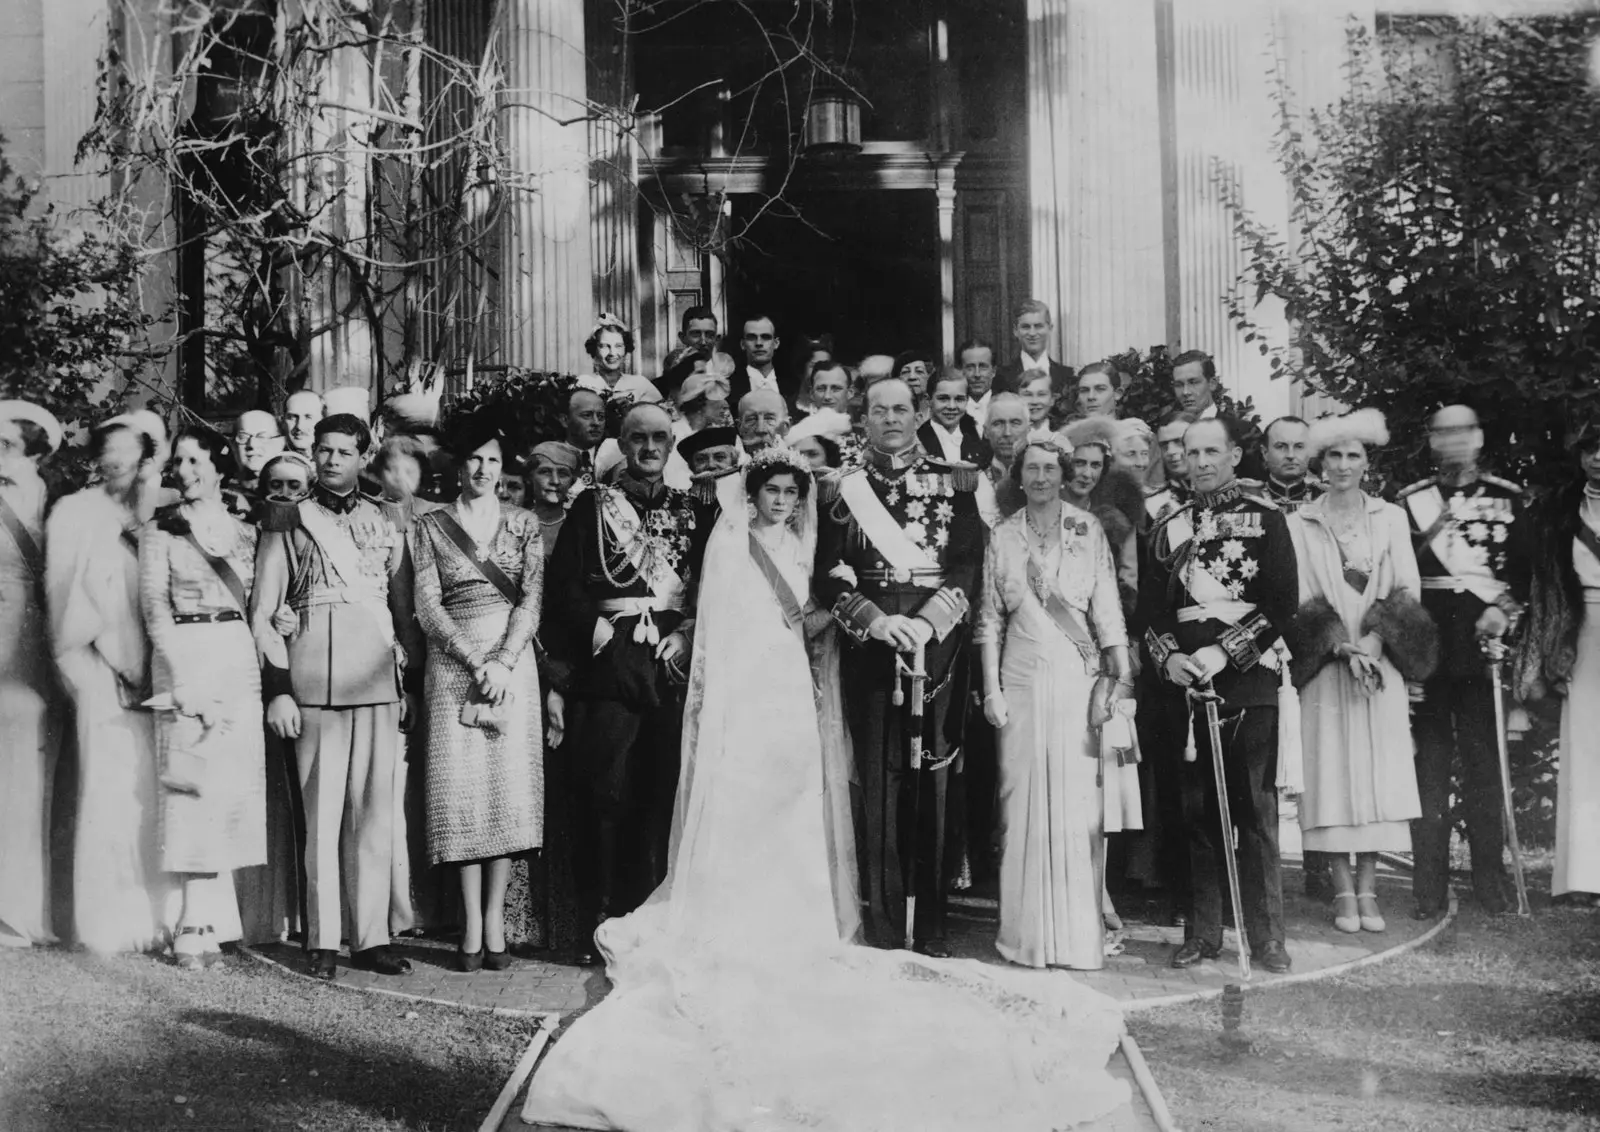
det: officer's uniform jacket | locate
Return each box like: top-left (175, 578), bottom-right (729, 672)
top-left (1398, 470), bottom-right (1529, 678)
top-left (1138, 481), bottom-right (1298, 711)
top-left (252, 485), bottom-right (419, 708)
top-left (1263, 475), bottom-right (1323, 515)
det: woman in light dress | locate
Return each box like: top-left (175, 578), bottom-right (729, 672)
top-left (46, 412), bottom-right (179, 954)
top-left (1285, 410), bottom-right (1435, 933)
top-left (140, 427), bottom-right (264, 967)
top-left (521, 446), bottom-right (1130, 1132)
top-left (577, 315), bottom-right (662, 405)
top-left (977, 441), bottom-right (1133, 971)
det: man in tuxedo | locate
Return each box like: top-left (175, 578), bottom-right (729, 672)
top-left (958, 339), bottom-right (997, 425)
top-left (727, 315), bottom-right (791, 408)
top-left (993, 300), bottom-right (1075, 396)
top-left (917, 371), bottom-right (988, 466)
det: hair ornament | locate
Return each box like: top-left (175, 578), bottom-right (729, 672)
top-left (747, 444), bottom-right (814, 477)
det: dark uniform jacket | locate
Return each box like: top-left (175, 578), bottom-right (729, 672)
top-left (1262, 475), bottom-right (1323, 515)
top-left (541, 473), bottom-right (716, 708)
top-left (1139, 481), bottom-right (1298, 711)
top-left (1398, 471), bottom-right (1529, 680)
top-left (814, 445), bottom-right (986, 766)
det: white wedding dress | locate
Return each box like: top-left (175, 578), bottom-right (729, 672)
top-left (522, 477), bottom-right (1131, 1132)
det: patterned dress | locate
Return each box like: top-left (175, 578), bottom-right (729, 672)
top-left (412, 503), bottom-right (544, 865)
top-left (139, 506), bottom-right (267, 877)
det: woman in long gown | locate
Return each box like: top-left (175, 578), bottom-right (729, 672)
top-left (977, 441), bottom-right (1132, 971)
top-left (140, 428), bottom-right (264, 966)
top-left (1285, 410), bottom-right (1435, 933)
top-left (45, 414), bottom-right (180, 954)
top-left (522, 446), bottom-right (1129, 1132)
top-left (0, 402), bottom-right (61, 946)
top-left (1518, 423), bottom-right (1600, 903)
top-left (411, 425), bottom-right (544, 970)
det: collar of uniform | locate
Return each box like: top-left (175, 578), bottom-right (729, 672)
top-left (1193, 481), bottom-right (1244, 509)
top-left (1438, 466), bottom-right (1481, 489)
top-left (863, 444), bottom-right (920, 473)
top-left (313, 484), bottom-right (360, 514)
top-left (1268, 475), bottom-right (1310, 498)
top-left (616, 470), bottom-right (667, 505)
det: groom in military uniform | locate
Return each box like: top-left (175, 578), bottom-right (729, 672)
top-left (1401, 403), bottom-right (1529, 917)
top-left (1141, 415), bottom-right (1298, 973)
top-left (815, 377), bottom-right (986, 956)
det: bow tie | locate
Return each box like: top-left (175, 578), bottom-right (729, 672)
top-left (313, 485), bottom-right (360, 515)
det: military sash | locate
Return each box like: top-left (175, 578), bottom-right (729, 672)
top-left (837, 469), bottom-right (941, 579)
top-left (1405, 484), bottom-right (1504, 604)
top-left (598, 487), bottom-right (687, 606)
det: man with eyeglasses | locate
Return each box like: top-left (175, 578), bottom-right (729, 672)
top-left (233, 409), bottom-right (287, 516)
top-left (1400, 403), bottom-right (1530, 919)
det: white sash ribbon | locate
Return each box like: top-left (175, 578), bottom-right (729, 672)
top-left (838, 470), bottom-right (941, 578)
top-left (1405, 486), bottom-right (1504, 605)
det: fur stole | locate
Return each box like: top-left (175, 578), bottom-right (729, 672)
top-left (1286, 597), bottom-right (1348, 690)
top-left (1089, 466), bottom-right (1145, 550)
top-left (1360, 592), bottom-right (1439, 683)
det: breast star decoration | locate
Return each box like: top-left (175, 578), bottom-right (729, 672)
top-left (1189, 507), bottom-right (1261, 600)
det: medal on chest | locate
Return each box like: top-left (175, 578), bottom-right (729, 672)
top-left (1191, 507), bottom-right (1263, 599)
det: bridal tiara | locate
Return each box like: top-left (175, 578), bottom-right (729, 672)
top-left (746, 445), bottom-right (814, 478)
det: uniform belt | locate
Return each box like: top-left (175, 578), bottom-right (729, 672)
top-left (859, 567), bottom-right (945, 586)
top-left (172, 611), bottom-right (243, 625)
top-left (1421, 576), bottom-right (1506, 596)
top-left (294, 585), bottom-right (386, 609)
top-left (597, 595), bottom-right (685, 618)
top-left (1177, 601), bottom-right (1257, 624)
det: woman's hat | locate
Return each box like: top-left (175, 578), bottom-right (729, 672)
top-left (0, 400), bottom-right (63, 453)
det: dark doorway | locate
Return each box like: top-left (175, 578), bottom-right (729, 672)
top-left (723, 191), bottom-right (941, 368)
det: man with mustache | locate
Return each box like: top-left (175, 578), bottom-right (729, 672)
top-left (815, 378), bottom-right (986, 957)
top-left (542, 404), bottom-right (717, 965)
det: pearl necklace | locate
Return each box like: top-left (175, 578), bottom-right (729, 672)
top-left (1025, 506), bottom-right (1061, 546)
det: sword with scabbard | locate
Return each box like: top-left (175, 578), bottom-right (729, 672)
top-left (1482, 635), bottom-right (1532, 917)
top-left (1189, 676), bottom-right (1251, 980)
top-left (895, 639), bottom-right (929, 950)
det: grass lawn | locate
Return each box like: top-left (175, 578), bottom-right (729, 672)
top-left (0, 947), bottom-right (530, 1131)
top-left (1130, 896), bottom-right (1600, 1132)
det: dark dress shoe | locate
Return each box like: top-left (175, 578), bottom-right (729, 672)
top-left (1170, 938), bottom-right (1220, 968)
top-left (351, 946), bottom-right (412, 976)
top-left (308, 949), bottom-right (338, 981)
top-left (1256, 940), bottom-right (1292, 974)
top-left (458, 947), bottom-right (484, 973)
top-left (914, 938), bottom-right (952, 959)
top-left (484, 948), bottom-right (512, 972)
top-left (1412, 902), bottom-right (1444, 921)
top-left (1476, 879), bottom-right (1511, 915)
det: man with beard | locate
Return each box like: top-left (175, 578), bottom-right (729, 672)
top-left (542, 404), bottom-right (716, 965)
top-left (815, 378), bottom-right (986, 956)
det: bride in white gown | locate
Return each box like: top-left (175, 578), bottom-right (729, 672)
top-left (522, 448), bottom-right (1130, 1132)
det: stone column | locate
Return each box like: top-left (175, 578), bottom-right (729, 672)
top-left (587, 4), bottom-right (639, 353)
top-left (499, 0), bottom-right (593, 375)
top-left (1026, 0), bottom-right (1166, 365)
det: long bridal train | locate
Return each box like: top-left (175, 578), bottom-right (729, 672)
top-left (522, 466), bottom-right (1129, 1132)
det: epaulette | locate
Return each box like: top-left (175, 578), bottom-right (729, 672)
top-left (816, 472), bottom-right (842, 506)
top-left (923, 456), bottom-right (980, 492)
top-left (1396, 476), bottom-right (1437, 499)
top-left (260, 499), bottom-right (303, 533)
top-left (1151, 499), bottom-right (1195, 533)
top-left (1480, 473), bottom-right (1523, 494)
top-left (1238, 483), bottom-right (1280, 511)
top-left (690, 468), bottom-right (737, 506)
